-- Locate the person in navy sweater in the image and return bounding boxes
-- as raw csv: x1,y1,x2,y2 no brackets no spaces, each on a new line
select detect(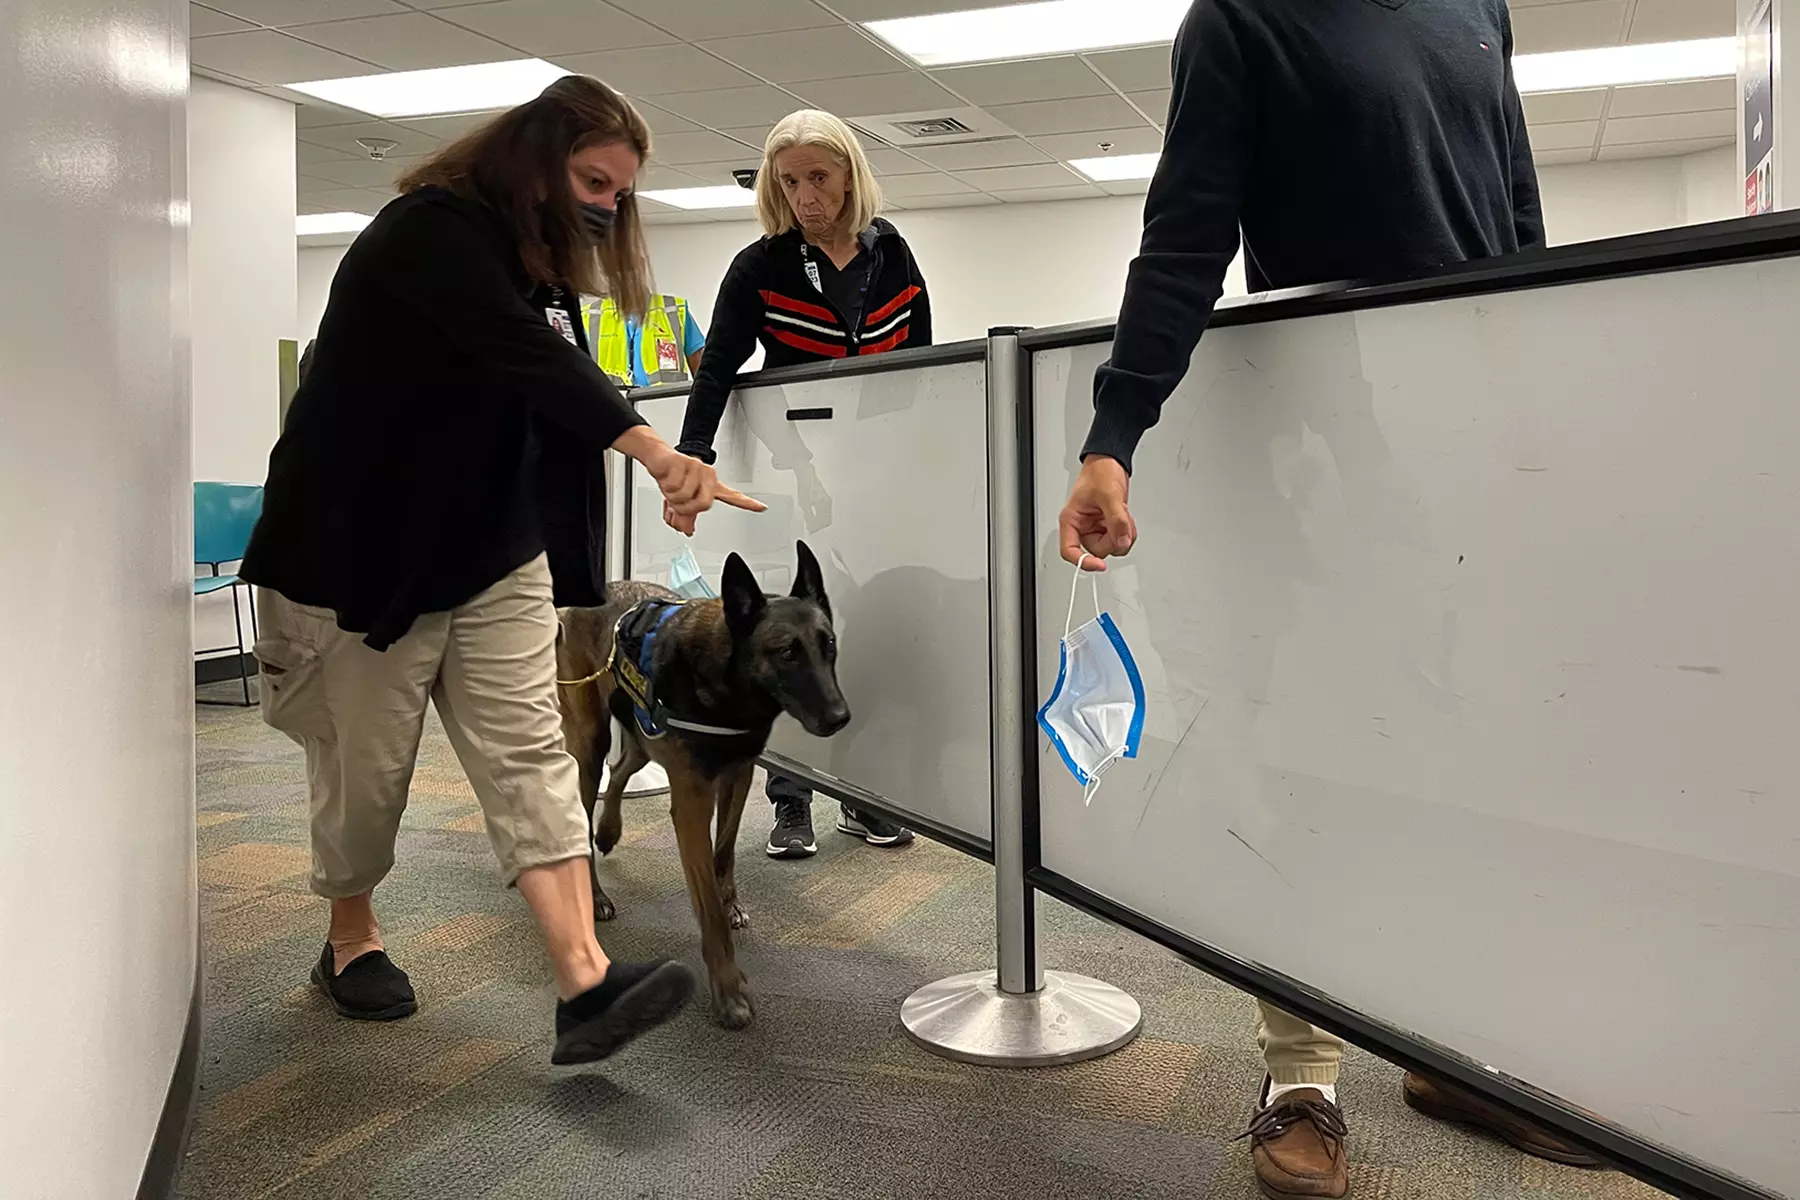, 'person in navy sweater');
1054,3,1591,1196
